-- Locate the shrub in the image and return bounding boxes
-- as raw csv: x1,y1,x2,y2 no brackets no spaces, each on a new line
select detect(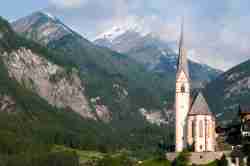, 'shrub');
5,151,79,166
96,153,134,166
218,155,228,166
173,150,190,166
